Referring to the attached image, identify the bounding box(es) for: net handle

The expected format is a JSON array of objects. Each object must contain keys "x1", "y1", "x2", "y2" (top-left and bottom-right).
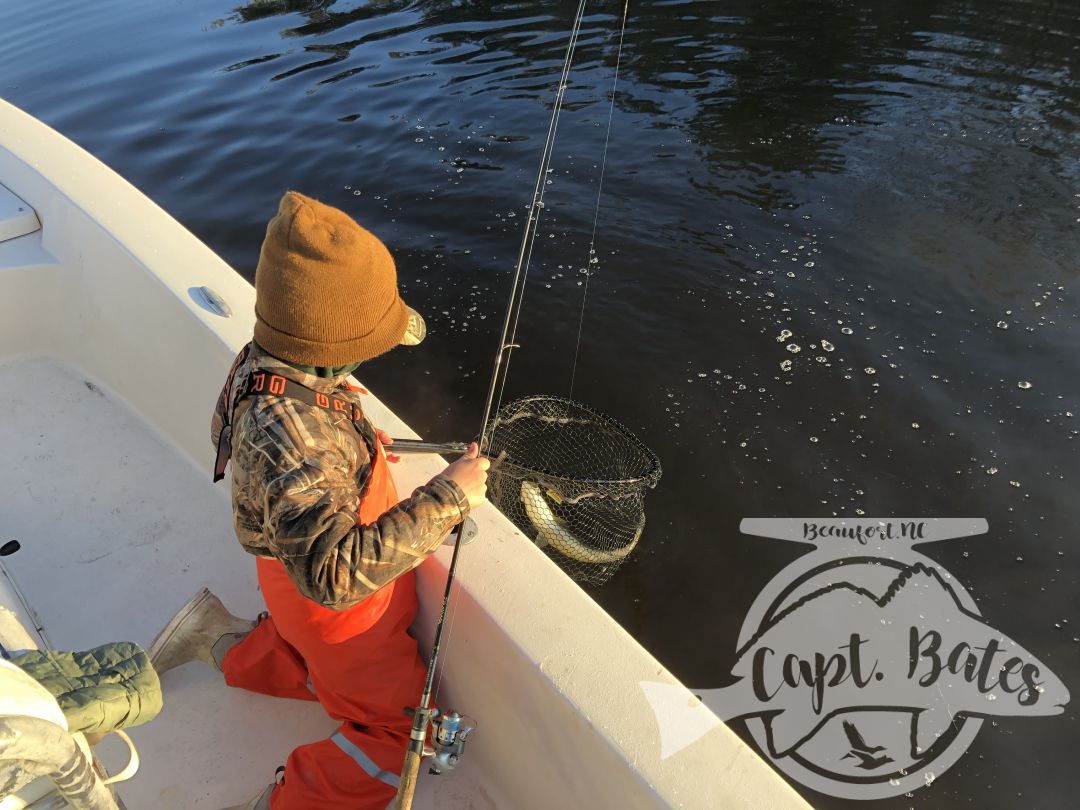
[{"x1": 390, "y1": 439, "x2": 472, "y2": 455}]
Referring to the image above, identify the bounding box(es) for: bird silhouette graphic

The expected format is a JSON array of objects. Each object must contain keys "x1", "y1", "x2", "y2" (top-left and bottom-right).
[{"x1": 840, "y1": 720, "x2": 894, "y2": 770}]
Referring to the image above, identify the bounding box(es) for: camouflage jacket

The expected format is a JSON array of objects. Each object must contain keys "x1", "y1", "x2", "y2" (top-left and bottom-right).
[{"x1": 211, "y1": 342, "x2": 469, "y2": 610}]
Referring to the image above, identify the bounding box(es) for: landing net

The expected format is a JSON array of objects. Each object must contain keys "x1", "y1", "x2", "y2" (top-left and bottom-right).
[{"x1": 484, "y1": 395, "x2": 661, "y2": 586}]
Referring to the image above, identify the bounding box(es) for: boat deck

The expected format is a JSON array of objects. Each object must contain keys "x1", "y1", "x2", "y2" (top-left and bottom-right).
[{"x1": 0, "y1": 353, "x2": 493, "y2": 809}]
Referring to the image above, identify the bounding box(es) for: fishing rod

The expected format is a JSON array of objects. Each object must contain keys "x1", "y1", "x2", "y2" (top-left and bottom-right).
[{"x1": 393, "y1": 2, "x2": 595, "y2": 807}]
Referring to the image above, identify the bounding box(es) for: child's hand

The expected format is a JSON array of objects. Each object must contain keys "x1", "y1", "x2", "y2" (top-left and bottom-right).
[
  {"x1": 438, "y1": 443, "x2": 489, "y2": 508},
  {"x1": 375, "y1": 429, "x2": 400, "y2": 463}
]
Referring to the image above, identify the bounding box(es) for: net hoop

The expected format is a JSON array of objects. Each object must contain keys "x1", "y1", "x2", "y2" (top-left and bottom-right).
[{"x1": 486, "y1": 395, "x2": 662, "y2": 488}]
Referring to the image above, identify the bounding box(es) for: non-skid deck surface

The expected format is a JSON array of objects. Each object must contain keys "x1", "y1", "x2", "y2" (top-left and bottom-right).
[{"x1": 0, "y1": 354, "x2": 492, "y2": 809}]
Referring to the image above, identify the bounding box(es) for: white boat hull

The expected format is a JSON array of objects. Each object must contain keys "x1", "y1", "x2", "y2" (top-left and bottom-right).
[{"x1": 0, "y1": 98, "x2": 808, "y2": 810}]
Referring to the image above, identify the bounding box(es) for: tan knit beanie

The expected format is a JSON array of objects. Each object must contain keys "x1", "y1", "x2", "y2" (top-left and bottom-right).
[{"x1": 254, "y1": 191, "x2": 413, "y2": 367}]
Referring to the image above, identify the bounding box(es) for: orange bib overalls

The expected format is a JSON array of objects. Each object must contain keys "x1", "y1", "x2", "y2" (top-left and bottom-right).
[{"x1": 222, "y1": 443, "x2": 427, "y2": 809}]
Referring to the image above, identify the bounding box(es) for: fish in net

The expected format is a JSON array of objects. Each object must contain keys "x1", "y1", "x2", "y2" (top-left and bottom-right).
[{"x1": 484, "y1": 396, "x2": 662, "y2": 586}]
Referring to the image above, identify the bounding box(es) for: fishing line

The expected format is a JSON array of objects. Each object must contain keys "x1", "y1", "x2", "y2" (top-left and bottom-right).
[
  {"x1": 432, "y1": 0, "x2": 590, "y2": 708},
  {"x1": 481, "y1": 0, "x2": 590, "y2": 450},
  {"x1": 569, "y1": 0, "x2": 630, "y2": 399},
  {"x1": 397, "y1": 8, "x2": 598, "y2": 799}
]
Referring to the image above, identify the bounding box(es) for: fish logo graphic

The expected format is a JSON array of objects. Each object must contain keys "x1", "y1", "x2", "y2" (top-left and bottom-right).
[{"x1": 641, "y1": 518, "x2": 1070, "y2": 800}]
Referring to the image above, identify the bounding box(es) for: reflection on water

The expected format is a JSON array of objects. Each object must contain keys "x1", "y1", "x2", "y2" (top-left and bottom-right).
[{"x1": 1, "y1": 0, "x2": 1078, "y2": 806}]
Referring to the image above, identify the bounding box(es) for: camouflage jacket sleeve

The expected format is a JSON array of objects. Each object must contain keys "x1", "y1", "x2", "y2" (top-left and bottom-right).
[
  {"x1": 247, "y1": 407, "x2": 470, "y2": 611},
  {"x1": 261, "y1": 445, "x2": 470, "y2": 610}
]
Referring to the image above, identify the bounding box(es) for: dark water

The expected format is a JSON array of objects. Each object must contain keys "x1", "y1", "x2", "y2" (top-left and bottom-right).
[{"x1": 2, "y1": 1, "x2": 1078, "y2": 807}]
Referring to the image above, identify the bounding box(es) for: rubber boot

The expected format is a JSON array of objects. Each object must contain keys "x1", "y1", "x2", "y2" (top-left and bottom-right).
[
  {"x1": 220, "y1": 782, "x2": 274, "y2": 810},
  {"x1": 149, "y1": 588, "x2": 256, "y2": 674}
]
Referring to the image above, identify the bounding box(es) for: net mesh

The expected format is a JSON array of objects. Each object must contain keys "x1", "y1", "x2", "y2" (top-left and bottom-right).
[{"x1": 484, "y1": 396, "x2": 662, "y2": 586}]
